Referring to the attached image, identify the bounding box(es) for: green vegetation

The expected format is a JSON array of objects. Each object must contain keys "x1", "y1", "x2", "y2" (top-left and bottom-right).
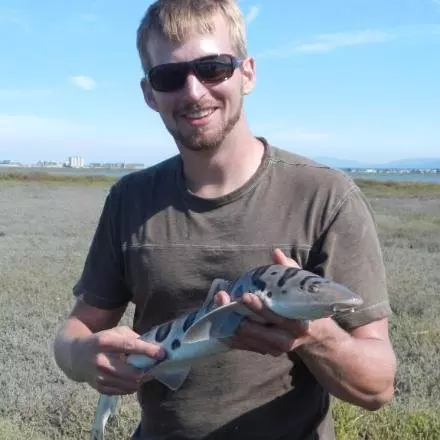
[
  {"x1": 0, "y1": 179, "x2": 439, "y2": 439},
  {"x1": 0, "y1": 170, "x2": 116, "y2": 185},
  {"x1": 3, "y1": 169, "x2": 440, "y2": 197},
  {"x1": 332, "y1": 401, "x2": 440, "y2": 440},
  {"x1": 356, "y1": 178, "x2": 440, "y2": 198}
]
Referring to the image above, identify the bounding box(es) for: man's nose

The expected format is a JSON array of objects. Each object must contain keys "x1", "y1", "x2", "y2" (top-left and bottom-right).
[{"x1": 182, "y1": 72, "x2": 209, "y2": 101}]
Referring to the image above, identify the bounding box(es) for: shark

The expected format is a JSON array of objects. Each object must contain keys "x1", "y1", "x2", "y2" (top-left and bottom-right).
[{"x1": 91, "y1": 264, "x2": 363, "y2": 439}]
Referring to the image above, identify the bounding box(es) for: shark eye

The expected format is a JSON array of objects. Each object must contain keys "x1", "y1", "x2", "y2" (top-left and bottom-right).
[
  {"x1": 266, "y1": 291, "x2": 273, "y2": 298},
  {"x1": 308, "y1": 284, "x2": 319, "y2": 293}
]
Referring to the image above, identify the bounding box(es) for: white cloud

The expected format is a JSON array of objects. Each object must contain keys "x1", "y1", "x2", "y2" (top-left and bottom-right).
[
  {"x1": 245, "y1": 5, "x2": 260, "y2": 24},
  {"x1": 256, "y1": 24, "x2": 440, "y2": 59},
  {"x1": 257, "y1": 29, "x2": 393, "y2": 59},
  {"x1": 296, "y1": 30, "x2": 393, "y2": 53},
  {"x1": 69, "y1": 75, "x2": 96, "y2": 91}
]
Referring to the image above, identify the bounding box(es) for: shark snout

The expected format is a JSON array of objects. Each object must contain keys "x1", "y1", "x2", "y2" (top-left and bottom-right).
[{"x1": 314, "y1": 282, "x2": 363, "y2": 312}]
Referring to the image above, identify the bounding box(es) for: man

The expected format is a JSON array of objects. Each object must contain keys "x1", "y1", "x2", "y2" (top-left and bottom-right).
[{"x1": 53, "y1": 1, "x2": 397, "y2": 439}]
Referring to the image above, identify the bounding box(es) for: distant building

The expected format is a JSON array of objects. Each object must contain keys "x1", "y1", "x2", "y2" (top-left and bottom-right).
[
  {"x1": 37, "y1": 161, "x2": 60, "y2": 167},
  {"x1": 67, "y1": 156, "x2": 85, "y2": 168},
  {"x1": 88, "y1": 162, "x2": 144, "y2": 169},
  {"x1": 124, "y1": 163, "x2": 144, "y2": 169}
]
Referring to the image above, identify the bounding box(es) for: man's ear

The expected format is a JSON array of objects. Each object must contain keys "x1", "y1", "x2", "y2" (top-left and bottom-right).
[
  {"x1": 241, "y1": 56, "x2": 256, "y2": 95},
  {"x1": 140, "y1": 78, "x2": 158, "y2": 112}
]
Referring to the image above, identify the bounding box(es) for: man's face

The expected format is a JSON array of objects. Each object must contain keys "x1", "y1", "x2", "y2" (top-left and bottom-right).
[{"x1": 141, "y1": 13, "x2": 256, "y2": 153}]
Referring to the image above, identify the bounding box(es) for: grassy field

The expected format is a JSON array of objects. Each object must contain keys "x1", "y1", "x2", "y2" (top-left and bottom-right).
[{"x1": 1, "y1": 172, "x2": 439, "y2": 439}]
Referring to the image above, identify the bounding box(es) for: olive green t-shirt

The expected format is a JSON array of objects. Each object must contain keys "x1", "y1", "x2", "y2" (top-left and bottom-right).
[{"x1": 74, "y1": 138, "x2": 391, "y2": 440}]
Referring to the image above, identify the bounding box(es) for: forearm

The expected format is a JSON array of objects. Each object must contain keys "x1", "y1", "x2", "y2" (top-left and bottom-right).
[
  {"x1": 297, "y1": 318, "x2": 396, "y2": 410},
  {"x1": 53, "y1": 318, "x2": 93, "y2": 382}
]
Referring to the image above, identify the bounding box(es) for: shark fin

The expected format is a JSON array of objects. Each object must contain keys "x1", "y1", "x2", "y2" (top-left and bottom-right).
[
  {"x1": 201, "y1": 278, "x2": 232, "y2": 307},
  {"x1": 126, "y1": 353, "x2": 158, "y2": 372},
  {"x1": 151, "y1": 364, "x2": 192, "y2": 391},
  {"x1": 182, "y1": 302, "x2": 250, "y2": 343}
]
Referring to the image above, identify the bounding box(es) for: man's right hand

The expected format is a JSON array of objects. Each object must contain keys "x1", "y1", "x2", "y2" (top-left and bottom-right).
[{"x1": 73, "y1": 326, "x2": 166, "y2": 395}]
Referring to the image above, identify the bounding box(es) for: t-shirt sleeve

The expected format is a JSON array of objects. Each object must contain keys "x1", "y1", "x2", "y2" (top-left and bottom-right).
[
  {"x1": 310, "y1": 184, "x2": 392, "y2": 330},
  {"x1": 73, "y1": 184, "x2": 132, "y2": 309}
]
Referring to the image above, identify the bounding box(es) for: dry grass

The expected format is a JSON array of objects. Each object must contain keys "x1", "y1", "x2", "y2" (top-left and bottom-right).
[{"x1": 1, "y1": 177, "x2": 439, "y2": 439}]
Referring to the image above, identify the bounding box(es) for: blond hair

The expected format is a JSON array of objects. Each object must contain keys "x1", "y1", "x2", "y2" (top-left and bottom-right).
[{"x1": 136, "y1": 0, "x2": 247, "y2": 73}]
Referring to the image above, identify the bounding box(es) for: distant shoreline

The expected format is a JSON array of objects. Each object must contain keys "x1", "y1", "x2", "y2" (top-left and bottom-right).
[
  {"x1": 1, "y1": 165, "x2": 440, "y2": 184},
  {"x1": 2, "y1": 168, "x2": 440, "y2": 200}
]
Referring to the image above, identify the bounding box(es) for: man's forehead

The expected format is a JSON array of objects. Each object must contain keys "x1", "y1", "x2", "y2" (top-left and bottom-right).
[
  {"x1": 146, "y1": 15, "x2": 234, "y2": 67},
  {"x1": 149, "y1": 36, "x2": 230, "y2": 65}
]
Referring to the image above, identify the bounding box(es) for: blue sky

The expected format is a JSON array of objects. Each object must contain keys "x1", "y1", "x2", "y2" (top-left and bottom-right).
[{"x1": 0, "y1": 0, "x2": 439, "y2": 165}]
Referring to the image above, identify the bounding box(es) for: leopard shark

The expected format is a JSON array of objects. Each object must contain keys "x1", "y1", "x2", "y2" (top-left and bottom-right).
[{"x1": 91, "y1": 264, "x2": 363, "y2": 439}]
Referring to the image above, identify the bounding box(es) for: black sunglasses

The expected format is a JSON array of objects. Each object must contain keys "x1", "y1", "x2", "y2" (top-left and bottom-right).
[{"x1": 146, "y1": 54, "x2": 243, "y2": 93}]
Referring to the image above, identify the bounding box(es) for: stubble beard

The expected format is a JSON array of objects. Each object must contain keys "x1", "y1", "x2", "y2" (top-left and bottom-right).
[{"x1": 171, "y1": 93, "x2": 244, "y2": 153}]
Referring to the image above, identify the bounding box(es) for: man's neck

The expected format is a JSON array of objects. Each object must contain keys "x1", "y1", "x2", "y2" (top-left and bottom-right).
[{"x1": 180, "y1": 127, "x2": 265, "y2": 199}]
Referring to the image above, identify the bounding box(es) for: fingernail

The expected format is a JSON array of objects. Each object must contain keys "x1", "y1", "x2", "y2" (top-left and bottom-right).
[
  {"x1": 156, "y1": 347, "x2": 167, "y2": 360},
  {"x1": 242, "y1": 293, "x2": 252, "y2": 303}
]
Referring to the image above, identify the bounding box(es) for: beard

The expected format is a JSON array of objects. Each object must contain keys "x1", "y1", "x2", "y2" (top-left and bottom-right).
[{"x1": 168, "y1": 92, "x2": 244, "y2": 153}]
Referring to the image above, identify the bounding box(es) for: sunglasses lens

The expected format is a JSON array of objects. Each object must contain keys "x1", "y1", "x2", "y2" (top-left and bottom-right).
[
  {"x1": 195, "y1": 55, "x2": 235, "y2": 83},
  {"x1": 149, "y1": 63, "x2": 188, "y2": 92}
]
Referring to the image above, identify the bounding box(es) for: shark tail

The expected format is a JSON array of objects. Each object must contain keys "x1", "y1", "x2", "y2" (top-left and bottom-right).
[{"x1": 91, "y1": 394, "x2": 119, "y2": 440}]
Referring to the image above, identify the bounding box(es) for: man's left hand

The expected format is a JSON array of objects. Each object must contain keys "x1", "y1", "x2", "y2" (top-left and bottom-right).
[{"x1": 214, "y1": 248, "x2": 328, "y2": 357}]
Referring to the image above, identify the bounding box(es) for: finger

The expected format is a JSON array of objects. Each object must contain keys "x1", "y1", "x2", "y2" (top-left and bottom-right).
[
  {"x1": 272, "y1": 248, "x2": 301, "y2": 268},
  {"x1": 95, "y1": 353, "x2": 146, "y2": 382},
  {"x1": 241, "y1": 293, "x2": 310, "y2": 336},
  {"x1": 97, "y1": 333, "x2": 166, "y2": 360},
  {"x1": 214, "y1": 290, "x2": 231, "y2": 306},
  {"x1": 241, "y1": 293, "x2": 287, "y2": 327},
  {"x1": 229, "y1": 334, "x2": 284, "y2": 357},
  {"x1": 113, "y1": 325, "x2": 142, "y2": 338},
  {"x1": 95, "y1": 374, "x2": 141, "y2": 395},
  {"x1": 237, "y1": 319, "x2": 296, "y2": 353}
]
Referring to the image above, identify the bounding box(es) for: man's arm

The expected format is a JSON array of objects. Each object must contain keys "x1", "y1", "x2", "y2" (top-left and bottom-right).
[
  {"x1": 295, "y1": 316, "x2": 396, "y2": 410},
  {"x1": 221, "y1": 290, "x2": 396, "y2": 411},
  {"x1": 215, "y1": 248, "x2": 397, "y2": 411},
  {"x1": 53, "y1": 297, "x2": 165, "y2": 395},
  {"x1": 53, "y1": 297, "x2": 127, "y2": 382}
]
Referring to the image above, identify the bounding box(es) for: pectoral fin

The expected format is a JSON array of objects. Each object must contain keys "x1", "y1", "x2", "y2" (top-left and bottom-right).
[
  {"x1": 126, "y1": 353, "x2": 159, "y2": 372},
  {"x1": 150, "y1": 364, "x2": 192, "y2": 391},
  {"x1": 182, "y1": 302, "x2": 251, "y2": 343}
]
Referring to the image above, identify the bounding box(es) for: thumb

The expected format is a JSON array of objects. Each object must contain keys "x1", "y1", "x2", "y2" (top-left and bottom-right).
[
  {"x1": 272, "y1": 248, "x2": 300, "y2": 268},
  {"x1": 214, "y1": 290, "x2": 232, "y2": 306}
]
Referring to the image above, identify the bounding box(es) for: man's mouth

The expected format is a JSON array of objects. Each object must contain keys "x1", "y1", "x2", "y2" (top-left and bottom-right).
[{"x1": 181, "y1": 108, "x2": 216, "y2": 120}]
